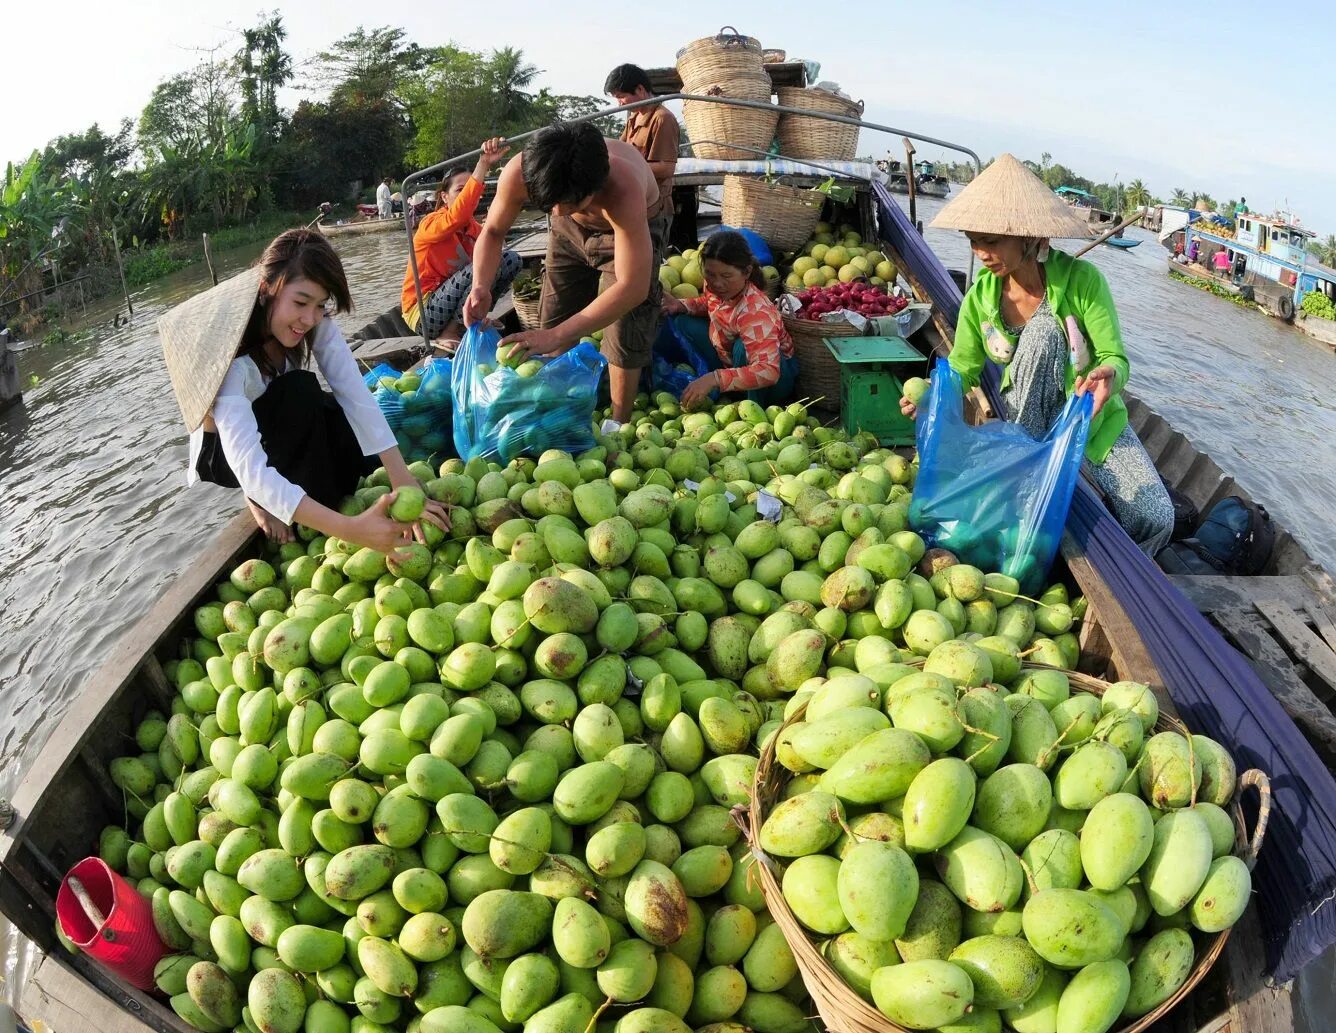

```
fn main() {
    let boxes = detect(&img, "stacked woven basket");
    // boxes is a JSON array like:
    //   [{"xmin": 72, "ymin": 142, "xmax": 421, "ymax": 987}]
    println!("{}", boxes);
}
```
[
  {"xmin": 776, "ymin": 86, "xmax": 864, "ymax": 162},
  {"xmin": 676, "ymin": 27, "xmax": 778, "ymax": 161}
]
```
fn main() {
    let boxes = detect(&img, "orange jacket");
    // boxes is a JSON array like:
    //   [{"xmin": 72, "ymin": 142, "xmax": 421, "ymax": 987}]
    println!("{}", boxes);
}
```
[{"xmin": 400, "ymin": 176, "xmax": 484, "ymax": 315}]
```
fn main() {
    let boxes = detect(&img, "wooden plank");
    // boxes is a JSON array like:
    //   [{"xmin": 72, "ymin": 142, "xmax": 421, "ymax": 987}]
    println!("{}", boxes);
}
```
[
  {"xmin": 1213, "ymin": 608, "xmax": 1336, "ymax": 763},
  {"xmin": 21, "ymin": 951, "xmax": 182, "ymax": 1033},
  {"xmin": 1166, "ymin": 575, "xmax": 1315, "ymax": 615},
  {"xmin": 139, "ymin": 656, "xmax": 175, "ymax": 712},
  {"xmin": 0, "ymin": 512, "xmax": 259, "ymax": 867},
  {"xmin": 1062, "ymin": 536, "xmax": 1167, "ymax": 691},
  {"xmin": 1255, "ymin": 599, "xmax": 1336, "ymax": 696},
  {"xmin": 1306, "ymin": 602, "xmax": 1336, "ymax": 654},
  {"xmin": 1222, "ymin": 902, "xmax": 1296, "ymax": 1033}
]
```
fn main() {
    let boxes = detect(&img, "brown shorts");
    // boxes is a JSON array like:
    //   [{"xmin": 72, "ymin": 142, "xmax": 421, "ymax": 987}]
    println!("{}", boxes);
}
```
[{"xmin": 539, "ymin": 210, "xmax": 670, "ymax": 369}]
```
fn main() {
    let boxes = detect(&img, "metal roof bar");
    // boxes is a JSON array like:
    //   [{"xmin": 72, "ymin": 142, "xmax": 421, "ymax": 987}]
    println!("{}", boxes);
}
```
[{"xmin": 400, "ymin": 93, "xmax": 983, "ymax": 346}]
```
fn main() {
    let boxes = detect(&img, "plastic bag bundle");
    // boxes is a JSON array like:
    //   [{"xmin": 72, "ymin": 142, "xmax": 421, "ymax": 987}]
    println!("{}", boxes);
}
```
[
  {"xmin": 452, "ymin": 323, "xmax": 607, "ymax": 463},
  {"xmin": 909, "ymin": 358, "xmax": 1092, "ymax": 593},
  {"xmin": 362, "ymin": 358, "xmax": 454, "ymax": 463},
  {"xmin": 650, "ymin": 319, "xmax": 712, "ymax": 399}
]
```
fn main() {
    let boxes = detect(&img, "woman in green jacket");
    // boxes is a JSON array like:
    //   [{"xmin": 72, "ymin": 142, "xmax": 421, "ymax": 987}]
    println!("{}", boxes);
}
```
[{"xmin": 901, "ymin": 154, "xmax": 1173, "ymax": 555}]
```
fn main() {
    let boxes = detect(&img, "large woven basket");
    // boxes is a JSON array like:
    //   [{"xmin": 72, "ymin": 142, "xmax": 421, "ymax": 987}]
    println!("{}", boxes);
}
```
[
  {"xmin": 744, "ymin": 664, "xmax": 1271, "ymax": 1033},
  {"xmin": 682, "ymin": 75, "xmax": 777, "ymax": 161},
  {"xmin": 781, "ymin": 311, "xmax": 864, "ymax": 407},
  {"xmin": 512, "ymin": 292, "xmax": 541, "ymax": 331},
  {"xmin": 677, "ymin": 26, "xmax": 764, "ymax": 88},
  {"xmin": 721, "ymin": 176, "xmax": 823, "ymax": 252},
  {"xmin": 776, "ymin": 86, "xmax": 864, "ymax": 162}
]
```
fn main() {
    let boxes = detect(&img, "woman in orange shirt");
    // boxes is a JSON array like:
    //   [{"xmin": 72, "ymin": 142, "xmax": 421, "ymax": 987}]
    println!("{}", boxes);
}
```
[
  {"xmin": 401, "ymin": 137, "xmax": 521, "ymax": 347},
  {"xmin": 660, "ymin": 230, "xmax": 799, "ymax": 409}
]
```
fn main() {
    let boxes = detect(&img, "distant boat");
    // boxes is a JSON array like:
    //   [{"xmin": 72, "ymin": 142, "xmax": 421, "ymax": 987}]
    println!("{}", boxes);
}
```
[{"xmin": 1105, "ymin": 237, "xmax": 1141, "ymax": 249}]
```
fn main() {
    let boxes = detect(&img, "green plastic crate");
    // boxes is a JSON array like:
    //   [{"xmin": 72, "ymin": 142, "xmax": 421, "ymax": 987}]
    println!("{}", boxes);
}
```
[{"xmin": 822, "ymin": 335, "xmax": 925, "ymax": 445}]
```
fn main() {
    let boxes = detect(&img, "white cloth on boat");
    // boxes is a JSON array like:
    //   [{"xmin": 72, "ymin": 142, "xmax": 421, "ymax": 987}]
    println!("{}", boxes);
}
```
[
  {"xmin": 674, "ymin": 158, "xmax": 889, "ymax": 185},
  {"xmin": 186, "ymin": 318, "xmax": 396, "ymax": 523}
]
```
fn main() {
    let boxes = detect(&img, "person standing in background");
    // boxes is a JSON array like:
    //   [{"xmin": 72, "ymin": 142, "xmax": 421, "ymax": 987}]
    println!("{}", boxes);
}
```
[
  {"xmin": 606, "ymin": 64, "xmax": 680, "ymax": 246},
  {"xmin": 376, "ymin": 178, "xmax": 393, "ymax": 220}
]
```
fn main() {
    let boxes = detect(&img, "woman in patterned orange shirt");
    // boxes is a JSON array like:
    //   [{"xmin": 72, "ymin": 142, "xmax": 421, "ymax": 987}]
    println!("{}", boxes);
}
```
[{"xmin": 660, "ymin": 230, "xmax": 799, "ymax": 409}]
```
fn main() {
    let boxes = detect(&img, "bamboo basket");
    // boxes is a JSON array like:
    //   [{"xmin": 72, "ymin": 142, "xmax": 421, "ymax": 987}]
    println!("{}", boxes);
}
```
[
  {"xmin": 781, "ymin": 310, "xmax": 864, "ymax": 406},
  {"xmin": 682, "ymin": 75, "xmax": 777, "ymax": 161},
  {"xmin": 677, "ymin": 26, "xmax": 764, "ymax": 88},
  {"xmin": 776, "ymin": 86, "xmax": 864, "ymax": 162},
  {"xmin": 743, "ymin": 663, "xmax": 1271, "ymax": 1033},
  {"xmin": 512, "ymin": 292, "xmax": 542, "ymax": 331},
  {"xmin": 721, "ymin": 175, "xmax": 823, "ymax": 252}
]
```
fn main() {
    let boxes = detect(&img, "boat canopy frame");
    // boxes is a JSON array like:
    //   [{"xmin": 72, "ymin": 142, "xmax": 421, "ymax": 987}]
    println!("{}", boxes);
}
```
[{"xmin": 398, "ymin": 92, "xmax": 983, "ymax": 347}]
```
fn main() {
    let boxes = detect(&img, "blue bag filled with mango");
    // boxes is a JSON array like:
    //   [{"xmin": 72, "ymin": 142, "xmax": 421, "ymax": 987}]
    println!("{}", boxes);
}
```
[
  {"xmin": 910, "ymin": 357, "xmax": 1091, "ymax": 593},
  {"xmin": 452, "ymin": 323, "xmax": 607, "ymax": 463}
]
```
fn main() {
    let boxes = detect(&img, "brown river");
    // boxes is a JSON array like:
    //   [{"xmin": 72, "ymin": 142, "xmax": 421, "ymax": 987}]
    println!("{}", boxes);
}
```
[{"xmin": 0, "ymin": 199, "xmax": 1332, "ymax": 1020}]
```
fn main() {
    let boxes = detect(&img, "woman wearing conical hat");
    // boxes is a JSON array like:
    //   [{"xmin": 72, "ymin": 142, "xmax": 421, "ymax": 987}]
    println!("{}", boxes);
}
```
[
  {"xmin": 160, "ymin": 229, "xmax": 449, "ymax": 551},
  {"xmin": 901, "ymin": 155, "xmax": 1173, "ymax": 556}
]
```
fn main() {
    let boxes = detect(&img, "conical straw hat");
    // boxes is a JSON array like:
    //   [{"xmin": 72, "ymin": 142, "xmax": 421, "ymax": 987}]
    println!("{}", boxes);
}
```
[
  {"xmin": 931, "ymin": 154, "xmax": 1093, "ymax": 239},
  {"xmin": 158, "ymin": 266, "xmax": 261, "ymax": 432}
]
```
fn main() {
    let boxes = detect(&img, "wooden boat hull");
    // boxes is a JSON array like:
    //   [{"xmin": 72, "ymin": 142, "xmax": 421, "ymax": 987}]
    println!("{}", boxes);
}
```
[{"xmin": 0, "ymin": 167, "xmax": 1305, "ymax": 1033}]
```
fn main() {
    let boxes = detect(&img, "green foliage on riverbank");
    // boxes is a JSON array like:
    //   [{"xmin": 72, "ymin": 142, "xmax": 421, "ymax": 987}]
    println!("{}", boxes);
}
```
[
  {"xmin": 3, "ymin": 20, "xmax": 617, "ymax": 322},
  {"xmin": 121, "ymin": 211, "xmax": 309, "ymax": 288}
]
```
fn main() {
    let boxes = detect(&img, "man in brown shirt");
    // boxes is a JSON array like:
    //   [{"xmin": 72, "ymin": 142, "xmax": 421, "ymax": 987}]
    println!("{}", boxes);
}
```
[{"xmin": 606, "ymin": 64, "xmax": 680, "ymax": 239}]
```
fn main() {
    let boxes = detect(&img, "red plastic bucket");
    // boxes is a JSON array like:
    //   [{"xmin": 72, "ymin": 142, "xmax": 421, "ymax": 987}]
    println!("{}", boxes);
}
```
[{"xmin": 56, "ymin": 857, "xmax": 165, "ymax": 990}]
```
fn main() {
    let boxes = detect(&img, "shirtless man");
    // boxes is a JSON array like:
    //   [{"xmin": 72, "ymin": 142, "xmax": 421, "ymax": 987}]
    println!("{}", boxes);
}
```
[{"xmin": 463, "ymin": 121, "xmax": 667, "ymax": 424}]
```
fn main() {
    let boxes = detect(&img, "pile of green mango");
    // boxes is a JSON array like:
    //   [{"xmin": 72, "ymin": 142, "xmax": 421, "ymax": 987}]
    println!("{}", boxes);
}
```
[
  {"xmin": 90, "ymin": 389, "xmax": 1247, "ymax": 1033},
  {"xmin": 759, "ymin": 644, "xmax": 1249, "ymax": 1032}
]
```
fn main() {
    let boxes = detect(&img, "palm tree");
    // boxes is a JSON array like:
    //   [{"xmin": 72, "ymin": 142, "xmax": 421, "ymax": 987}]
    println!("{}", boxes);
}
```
[
  {"xmin": 1124, "ymin": 179, "xmax": 1151, "ymax": 211},
  {"xmin": 1170, "ymin": 187, "xmax": 1190, "ymax": 206},
  {"xmin": 488, "ymin": 47, "xmax": 541, "ymax": 130},
  {"xmin": 1318, "ymin": 234, "xmax": 1336, "ymax": 267}
]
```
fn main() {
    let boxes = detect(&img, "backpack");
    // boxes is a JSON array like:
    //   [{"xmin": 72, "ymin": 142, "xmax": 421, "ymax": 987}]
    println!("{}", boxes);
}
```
[
  {"xmin": 1163, "ymin": 479, "xmax": 1199, "ymax": 543},
  {"xmin": 1156, "ymin": 496, "xmax": 1275, "ymax": 576}
]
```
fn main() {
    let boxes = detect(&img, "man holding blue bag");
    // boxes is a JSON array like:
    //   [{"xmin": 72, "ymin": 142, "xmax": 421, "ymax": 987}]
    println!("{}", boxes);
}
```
[{"xmin": 901, "ymin": 154, "xmax": 1173, "ymax": 557}]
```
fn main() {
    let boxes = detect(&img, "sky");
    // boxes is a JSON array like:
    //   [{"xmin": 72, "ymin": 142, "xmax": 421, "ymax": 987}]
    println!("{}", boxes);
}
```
[{"xmin": 6, "ymin": 0, "xmax": 1336, "ymax": 235}]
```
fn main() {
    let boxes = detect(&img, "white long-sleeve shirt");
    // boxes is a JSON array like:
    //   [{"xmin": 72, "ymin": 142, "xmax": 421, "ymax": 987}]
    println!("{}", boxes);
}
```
[{"xmin": 187, "ymin": 318, "xmax": 396, "ymax": 523}]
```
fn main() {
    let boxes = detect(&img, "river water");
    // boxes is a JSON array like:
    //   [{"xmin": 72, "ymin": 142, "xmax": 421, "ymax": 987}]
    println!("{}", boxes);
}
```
[{"xmin": 1, "ymin": 207, "xmax": 1333, "ymax": 1016}]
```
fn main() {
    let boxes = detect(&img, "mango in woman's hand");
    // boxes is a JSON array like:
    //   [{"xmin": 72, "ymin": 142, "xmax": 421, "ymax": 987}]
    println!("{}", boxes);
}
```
[{"xmin": 389, "ymin": 487, "xmax": 426, "ymax": 522}]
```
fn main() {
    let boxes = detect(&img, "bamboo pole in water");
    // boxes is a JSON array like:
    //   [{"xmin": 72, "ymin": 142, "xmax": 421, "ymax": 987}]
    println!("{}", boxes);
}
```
[
  {"xmin": 202, "ymin": 233, "xmax": 219, "ymax": 286},
  {"xmin": 110, "ymin": 226, "xmax": 133, "ymax": 318}
]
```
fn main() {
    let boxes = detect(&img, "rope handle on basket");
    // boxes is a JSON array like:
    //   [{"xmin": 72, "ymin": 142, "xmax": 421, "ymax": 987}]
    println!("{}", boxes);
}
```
[
  {"xmin": 715, "ymin": 26, "xmax": 751, "ymax": 47},
  {"xmin": 1234, "ymin": 769, "xmax": 1271, "ymax": 871}
]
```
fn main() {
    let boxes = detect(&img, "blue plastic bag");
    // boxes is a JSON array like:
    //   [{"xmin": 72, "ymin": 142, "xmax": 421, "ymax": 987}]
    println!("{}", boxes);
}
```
[
  {"xmin": 362, "ymin": 359, "xmax": 454, "ymax": 463},
  {"xmin": 707, "ymin": 225, "xmax": 774, "ymax": 266},
  {"xmin": 909, "ymin": 358, "xmax": 1092, "ymax": 593},
  {"xmin": 452, "ymin": 323, "xmax": 607, "ymax": 463},
  {"xmin": 650, "ymin": 318, "xmax": 711, "ymax": 398}
]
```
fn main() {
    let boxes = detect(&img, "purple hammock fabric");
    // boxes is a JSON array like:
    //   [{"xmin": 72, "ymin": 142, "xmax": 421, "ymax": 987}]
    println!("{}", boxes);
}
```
[{"xmin": 875, "ymin": 182, "xmax": 1336, "ymax": 983}]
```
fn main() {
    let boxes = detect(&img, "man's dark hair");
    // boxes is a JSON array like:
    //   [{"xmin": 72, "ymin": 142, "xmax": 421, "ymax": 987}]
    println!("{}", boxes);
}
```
[
  {"xmin": 604, "ymin": 64, "xmax": 653, "ymax": 95},
  {"xmin": 522, "ymin": 122, "xmax": 611, "ymax": 211}
]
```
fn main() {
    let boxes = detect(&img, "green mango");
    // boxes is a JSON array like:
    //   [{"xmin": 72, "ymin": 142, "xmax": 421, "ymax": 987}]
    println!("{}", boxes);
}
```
[
  {"xmin": 820, "ymin": 727, "xmax": 930, "ymax": 804},
  {"xmin": 1056, "ymin": 959, "xmax": 1130, "ymax": 1033},
  {"xmin": 1080, "ymin": 793, "xmax": 1154, "ymax": 891},
  {"xmin": 757, "ymin": 791, "xmax": 844, "ymax": 857},
  {"xmin": 1021, "ymin": 889, "xmax": 1124, "ymax": 969},
  {"xmin": 933, "ymin": 826, "xmax": 1024, "ymax": 915},
  {"xmin": 838, "ymin": 841, "xmax": 917, "ymax": 941},
  {"xmin": 1142, "ymin": 809, "xmax": 1213, "ymax": 916},
  {"xmin": 904, "ymin": 758, "xmax": 977, "ymax": 853},
  {"xmin": 973, "ymin": 763, "xmax": 1053, "ymax": 851},
  {"xmin": 948, "ymin": 935, "xmax": 1045, "ymax": 1009},
  {"xmin": 1053, "ymin": 741, "xmax": 1128, "ymax": 810},
  {"xmin": 359, "ymin": 935, "xmax": 418, "ymax": 997},
  {"xmin": 461, "ymin": 889, "xmax": 554, "ymax": 959},
  {"xmin": 1123, "ymin": 927, "xmax": 1194, "ymax": 1018},
  {"xmin": 1189, "ymin": 855, "xmax": 1252, "ymax": 933},
  {"xmin": 780, "ymin": 854, "xmax": 847, "ymax": 936},
  {"xmin": 247, "ymin": 969, "xmax": 306, "ymax": 1033},
  {"xmin": 871, "ymin": 959, "xmax": 974, "ymax": 1029},
  {"xmin": 275, "ymin": 924, "xmax": 345, "ymax": 973},
  {"xmin": 324, "ymin": 845, "xmax": 396, "ymax": 901}
]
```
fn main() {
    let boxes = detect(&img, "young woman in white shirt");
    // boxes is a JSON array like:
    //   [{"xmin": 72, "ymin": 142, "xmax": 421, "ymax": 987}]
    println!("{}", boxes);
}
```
[{"xmin": 163, "ymin": 228, "xmax": 448, "ymax": 551}]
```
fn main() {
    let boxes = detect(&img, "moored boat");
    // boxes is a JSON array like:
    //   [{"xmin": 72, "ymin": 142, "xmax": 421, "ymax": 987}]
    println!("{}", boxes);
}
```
[{"xmin": 2, "ymin": 96, "xmax": 1333, "ymax": 1033}]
